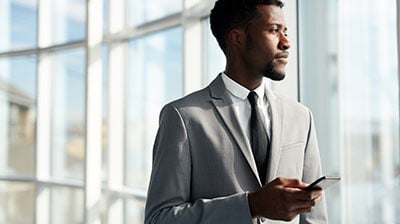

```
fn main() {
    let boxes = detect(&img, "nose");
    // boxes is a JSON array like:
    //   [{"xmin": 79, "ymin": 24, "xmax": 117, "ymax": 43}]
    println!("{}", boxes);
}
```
[{"xmin": 278, "ymin": 33, "xmax": 290, "ymax": 50}]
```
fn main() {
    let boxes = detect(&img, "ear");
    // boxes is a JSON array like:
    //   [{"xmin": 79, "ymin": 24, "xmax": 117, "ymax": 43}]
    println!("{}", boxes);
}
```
[{"xmin": 228, "ymin": 29, "xmax": 245, "ymax": 50}]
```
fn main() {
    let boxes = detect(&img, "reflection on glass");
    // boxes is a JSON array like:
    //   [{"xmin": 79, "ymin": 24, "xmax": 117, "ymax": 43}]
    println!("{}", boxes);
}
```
[
  {"xmin": 299, "ymin": 0, "xmax": 400, "ymax": 223},
  {"xmin": 51, "ymin": 186, "xmax": 83, "ymax": 224},
  {"xmin": 52, "ymin": 48, "xmax": 86, "ymax": 181},
  {"xmin": 125, "ymin": 199, "xmax": 145, "ymax": 223},
  {"xmin": 126, "ymin": 27, "xmax": 183, "ymax": 189},
  {"xmin": 203, "ymin": 18, "xmax": 225, "ymax": 85},
  {"xmin": 127, "ymin": 0, "xmax": 182, "ymax": 26},
  {"xmin": 0, "ymin": 56, "xmax": 37, "ymax": 176},
  {"xmin": 0, "ymin": 182, "xmax": 35, "ymax": 224},
  {"xmin": 0, "ymin": 0, "xmax": 38, "ymax": 52},
  {"xmin": 53, "ymin": 0, "xmax": 86, "ymax": 45}
]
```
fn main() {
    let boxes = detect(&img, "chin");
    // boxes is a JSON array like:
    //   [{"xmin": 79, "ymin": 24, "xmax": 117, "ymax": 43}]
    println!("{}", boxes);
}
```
[
  {"xmin": 262, "ymin": 62, "xmax": 286, "ymax": 81},
  {"xmin": 263, "ymin": 69, "xmax": 286, "ymax": 81}
]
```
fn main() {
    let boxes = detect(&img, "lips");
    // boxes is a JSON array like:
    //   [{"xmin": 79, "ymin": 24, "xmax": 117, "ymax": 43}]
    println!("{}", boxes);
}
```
[{"xmin": 275, "ymin": 52, "xmax": 289, "ymax": 59}]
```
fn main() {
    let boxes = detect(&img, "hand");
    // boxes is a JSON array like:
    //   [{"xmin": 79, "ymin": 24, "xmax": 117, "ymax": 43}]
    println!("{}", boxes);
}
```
[{"xmin": 248, "ymin": 177, "xmax": 323, "ymax": 221}]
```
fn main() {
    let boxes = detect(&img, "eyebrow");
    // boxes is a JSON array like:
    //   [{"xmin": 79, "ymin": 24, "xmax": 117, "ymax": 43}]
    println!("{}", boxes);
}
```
[{"xmin": 265, "ymin": 23, "xmax": 288, "ymax": 31}]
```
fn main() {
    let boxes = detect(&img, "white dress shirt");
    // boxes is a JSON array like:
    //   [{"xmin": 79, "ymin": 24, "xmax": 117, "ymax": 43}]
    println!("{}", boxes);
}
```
[{"xmin": 221, "ymin": 72, "xmax": 271, "ymax": 145}]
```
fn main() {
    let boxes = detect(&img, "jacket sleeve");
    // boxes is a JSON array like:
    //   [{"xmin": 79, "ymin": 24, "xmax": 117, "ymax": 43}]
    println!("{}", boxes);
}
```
[
  {"xmin": 300, "ymin": 110, "xmax": 328, "ymax": 224},
  {"xmin": 144, "ymin": 104, "xmax": 254, "ymax": 224}
]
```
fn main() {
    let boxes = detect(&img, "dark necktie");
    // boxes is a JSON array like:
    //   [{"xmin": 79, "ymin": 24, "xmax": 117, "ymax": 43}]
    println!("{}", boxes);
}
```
[{"xmin": 248, "ymin": 91, "xmax": 269, "ymax": 184}]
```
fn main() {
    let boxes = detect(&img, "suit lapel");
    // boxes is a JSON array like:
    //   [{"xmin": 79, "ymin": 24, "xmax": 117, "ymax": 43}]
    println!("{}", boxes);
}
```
[
  {"xmin": 209, "ymin": 75, "xmax": 261, "ymax": 185},
  {"xmin": 265, "ymin": 88, "xmax": 284, "ymax": 182}
]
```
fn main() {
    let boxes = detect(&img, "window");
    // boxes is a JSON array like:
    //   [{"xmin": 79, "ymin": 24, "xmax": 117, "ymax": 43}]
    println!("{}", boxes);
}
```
[
  {"xmin": 0, "ymin": 56, "xmax": 37, "ymax": 177},
  {"xmin": 0, "ymin": 0, "xmax": 38, "ymax": 52},
  {"xmin": 126, "ymin": 27, "xmax": 183, "ymax": 190},
  {"xmin": 203, "ymin": 18, "xmax": 225, "ymax": 85},
  {"xmin": 52, "ymin": 0, "xmax": 86, "ymax": 44},
  {"xmin": 50, "ymin": 186, "xmax": 84, "ymax": 224},
  {"xmin": 0, "ymin": 0, "xmax": 398, "ymax": 223},
  {"xmin": 0, "ymin": 182, "xmax": 35, "ymax": 223},
  {"xmin": 127, "ymin": 0, "xmax": 182, "ymax": 26},
  {"xmin": 51, "ymin": 48, "xmax": 86, "ymax": 181},
  {"xmin": 102, "ymin": 44, "xmax": 109, "ymax": 182},
  {"xmin": 299, "ymin": 0, "xmax": 400, "ymax": 222}
]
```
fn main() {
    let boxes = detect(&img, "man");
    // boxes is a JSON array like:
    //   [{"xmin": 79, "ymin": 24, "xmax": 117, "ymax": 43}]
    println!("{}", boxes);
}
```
[{"xmin": 145, "ymin": 0, "xmax": 328, "ymax": 223}]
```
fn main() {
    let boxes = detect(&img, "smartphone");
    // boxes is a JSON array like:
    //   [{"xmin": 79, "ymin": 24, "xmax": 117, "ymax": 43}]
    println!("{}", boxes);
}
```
[{"xmin": 304, "ymin": 176, "xmax": 340, "ymax": 191}]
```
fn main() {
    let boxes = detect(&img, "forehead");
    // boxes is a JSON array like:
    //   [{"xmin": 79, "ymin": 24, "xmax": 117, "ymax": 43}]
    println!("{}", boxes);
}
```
[{"xmin": 253, "ymin": 5, "xmax": 286, "ymax": 26}]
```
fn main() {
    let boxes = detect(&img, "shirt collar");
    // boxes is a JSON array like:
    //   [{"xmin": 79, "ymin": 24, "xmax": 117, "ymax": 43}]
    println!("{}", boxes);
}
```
[{"xmin": 221, "ymin": 72, "xmax": 265, "ymax": 101}]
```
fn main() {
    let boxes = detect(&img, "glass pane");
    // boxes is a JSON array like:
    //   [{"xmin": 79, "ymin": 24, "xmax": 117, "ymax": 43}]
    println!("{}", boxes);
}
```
[
  {"xmin": 298, "ymin": 0, "xmax": 341, "ymax": 221},
  {"xmin": 0, "ymin": 181, "xmax": 35, "ymax": 224},
  {"xmin": 338, "ymin": 0, "xmax": 400, "ymax": 222},
  {"xmin": 126, "ymin": 27, "xmax": 183, "ymax": 189},
  {"xmin": 52, "ymin": 48, "xmax": 86, "ymax": 181},
  {"xmin": 203, "ymin": 18, "xmax": 225, "ymax": 85},
  {"xmin": 127, "ymin": 0, "xmax": 182, "ymax": 26},
  {"xmin": 53, "ymin": 0, "xmax": 86, "ymax": 45},
  {"xmin": 51, "ymin": 186, "xmax": 83, "ymax": 224},
  {"xmin": 299, "ymin": 0, "xmax": 400, "ymax": 223},
  {"xmin": 0, "ymin": 0, "xmax": 38, "ymax": 52},
  {"xmin": 0, "ymin": 56, "xmax": 37, "ymax": 176},
  {"xmin": 125, "ymin": 199, "xmax": 145, "ymax": 224},
  {"xmin": 102, "ymin": 44, "xmax": 109, "ymax": 182},
  {"xmin": 103, "ymin": 0, "xmax": 109, "ymax": 34}
]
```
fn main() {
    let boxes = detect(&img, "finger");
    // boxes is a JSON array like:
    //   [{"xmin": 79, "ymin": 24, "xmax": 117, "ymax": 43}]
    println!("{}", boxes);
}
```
[
  {"xmin": 284, "ymin": 188, "xmax": 315, "ymax": 201},
  {"xmin": 285, "ymin": 196, "xmax": 318, "ymax": 212},
  {"xmin": 293, "ymin": 206, "xmax": 313, "ymax": 215},
  {"xmin": 279, "ymin": 178, "xmax": 308, "ymax": 188},
  {"xmin": 312, "ymin": 194, "xmax": 322, "ymax": 204},
  {"xmin": 310, "ymin": 189, "xmax": 323, "ymax": 200},
  {"xmin": 287, "ymin": 188, "xmax": 323, "ymax": 201},
  {"xmin": 293, "ymin": 198, "xmax": 317, "ymax": 209},
  {"xmin": 279, "ymin": 192, "xmax": 315, "ymax": 212},
  {"xmin": 291, "ymin": 194, "xmax": 323, "ymax": 212}
]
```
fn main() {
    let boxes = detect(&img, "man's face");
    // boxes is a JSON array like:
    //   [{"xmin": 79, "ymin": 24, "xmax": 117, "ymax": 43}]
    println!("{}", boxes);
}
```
[{"xmin": 242, "ymin": 5, "xmax": 290, "ymax": 81}]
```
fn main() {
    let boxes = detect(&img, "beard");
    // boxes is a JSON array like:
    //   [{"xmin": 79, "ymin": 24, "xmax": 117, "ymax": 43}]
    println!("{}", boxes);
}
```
[{"xmin": 262, "ymin": 61, "xmax": 286, "ymax": 81}]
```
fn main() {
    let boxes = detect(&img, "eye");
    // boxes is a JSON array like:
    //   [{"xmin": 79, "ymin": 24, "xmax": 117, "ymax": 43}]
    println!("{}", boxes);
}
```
[{"xmin": 269, "ymin": 28, "xmax": 279, "ymax": 34}]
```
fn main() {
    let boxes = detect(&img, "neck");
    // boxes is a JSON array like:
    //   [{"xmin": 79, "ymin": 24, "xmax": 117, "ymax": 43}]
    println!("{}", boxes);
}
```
[{"xmin": 225, "ymin": 61, "xmax": 263, "ymax": 91}]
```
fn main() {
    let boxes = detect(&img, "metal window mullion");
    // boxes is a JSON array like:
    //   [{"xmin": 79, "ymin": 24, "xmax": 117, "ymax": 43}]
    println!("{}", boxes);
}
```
[
  {"xmin": 107, "ymin": 0, "xmax": 126, "ymax": 223},
  {"xmin": 36, "ymin": 53, "xmax": 52, "ymax": 224},
  {"xmin": 398, "ymin": 0, "xmax": 400, "ymax": 146},
  {"xmin": 0, "ymin": 175, "xmax": 84, "ymax": 189},
  {"xmin": 36, "ymin": 0, "xmax": 54, "ymax": 223},
  {"xmin": 85, "ymin": 0, "xmax": 104, "ymax": 223},
  {"xmin": 183, "ymin": 0, "xmax": 204, "ymax": 94},
  {"xmin": 0, "ymin": 41, "xmax": 85, "ymax": 59},
  {"xmin": 103, "ymin": 13, "xmax": 181, "ymax": 45},
  {"xmin": 107, "ymin": 41, "xmax": 126, "ymax": 224}
]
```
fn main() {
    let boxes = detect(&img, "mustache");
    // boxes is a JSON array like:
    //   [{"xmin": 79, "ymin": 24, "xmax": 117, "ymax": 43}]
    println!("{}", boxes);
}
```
[{"xmin": 274, "ymin": 52, "xmax": 289, "ymax": 59}]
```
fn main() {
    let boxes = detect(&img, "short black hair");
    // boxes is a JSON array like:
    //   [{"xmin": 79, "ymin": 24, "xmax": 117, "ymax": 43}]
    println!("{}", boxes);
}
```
[{"xmin": 210, "ymin": 0, "xmax": 284, "ymax": 54}]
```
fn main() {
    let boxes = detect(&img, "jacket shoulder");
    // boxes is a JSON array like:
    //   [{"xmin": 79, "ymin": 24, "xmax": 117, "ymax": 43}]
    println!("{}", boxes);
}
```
[{"xmin": 165, "ymin": 86, "xmax": 212, "ymax": 110}]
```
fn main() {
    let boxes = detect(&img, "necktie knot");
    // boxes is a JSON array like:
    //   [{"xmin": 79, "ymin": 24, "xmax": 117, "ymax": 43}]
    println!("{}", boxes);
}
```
[{"xmin": 248, "ymin": 91, "xmax": 259, "ymax": 108}]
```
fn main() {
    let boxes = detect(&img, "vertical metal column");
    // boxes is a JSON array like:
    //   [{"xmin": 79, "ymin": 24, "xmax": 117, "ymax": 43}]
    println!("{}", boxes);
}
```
[
  {"xmin": 36, "ymin": 0, "xmax": 54, "ymax": 223},
  {"xmin": 85, "ymin": 0, "xmax": 104, "ymax": 223}
]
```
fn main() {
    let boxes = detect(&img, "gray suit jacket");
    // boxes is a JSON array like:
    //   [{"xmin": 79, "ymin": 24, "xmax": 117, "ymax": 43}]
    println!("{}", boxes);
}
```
[{"xmin": 145, "ymin": 75, "xmax": 327, "ymax": 224}]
